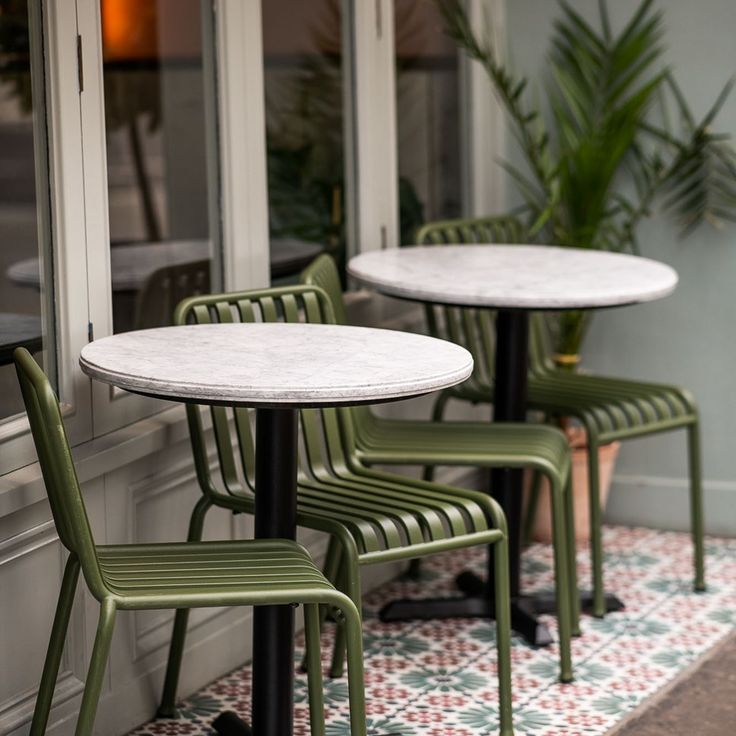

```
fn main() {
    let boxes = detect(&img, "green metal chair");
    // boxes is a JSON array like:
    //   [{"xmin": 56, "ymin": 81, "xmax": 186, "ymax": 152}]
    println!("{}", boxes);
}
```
[
  {"xmin": 160, "ymin": 284, "xmax": 517, "ymax": 733},
  {"xmin": 14, "ymin": 348, "xmax": 368, "ymax": 736},
  {"xmin": 414, "ymin": 215, "xmax": 706, "ymax": 618},
  {"xmin": 302, "ymin": 253, "xmax": 579, "ymax": 637}
]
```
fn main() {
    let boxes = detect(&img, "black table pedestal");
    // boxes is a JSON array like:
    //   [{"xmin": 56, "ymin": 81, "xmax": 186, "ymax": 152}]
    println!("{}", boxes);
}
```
[{"xmin": 213, "ymin": 408, "xmax": 298, "ymax": 736}]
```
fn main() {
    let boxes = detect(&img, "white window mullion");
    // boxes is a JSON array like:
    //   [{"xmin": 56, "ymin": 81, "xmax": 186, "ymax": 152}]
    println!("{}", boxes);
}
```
[
  {"xmin": 44, "ymin": 0, "xmax": 94, "ymax": 446},
  {"xmin": 0, "ymin": 0, "xmax": 93, "ymax": 474},
  {"xmin": 76, "ymin": 0, "xmax": 112, "ymax": 344},
  {"xmin": 212, "ymin": 0, "xmax": 269, "ymax": 291},
  {"xmin": 463, "ymin": 0, "xmax": 506, "ymax": 216},
  {"xmin": 350, "ymin": 0, "xmax": 399, "ymax": 254},
  {"xmin": 75, "ymin": 0, "xmax": 170, "ymax": 435}
]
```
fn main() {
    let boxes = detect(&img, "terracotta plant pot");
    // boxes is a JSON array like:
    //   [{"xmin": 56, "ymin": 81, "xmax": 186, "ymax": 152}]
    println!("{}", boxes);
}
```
[{"xmin": 523, "ymin": 426, "xmax": 620, "ymax": 544}]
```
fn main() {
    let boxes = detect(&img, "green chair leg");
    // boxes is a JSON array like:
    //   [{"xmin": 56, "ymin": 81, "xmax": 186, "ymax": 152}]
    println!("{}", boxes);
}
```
[
  {"xmin": 30, "ymin": 555, "xmax": 80, "ymax": 736},
  {"xmin": 329, "ymin": 560, "xmax": 350, "ymax": 679},
  {"xmin": 563, "ymin": 476, "xmax": 581, "ymax": 636},
  {"xmin": 319, "ymin": 536, "xmax": 344, "ymax": 632},
  {"xmin": 301, "ymin": 536, "xmax": 343, "ymax": 674},
  {"xmin": 522, "ymin": 470, "xmax": 544, "ymax": 546},
  {"xmin": 329, "ymin": 536, "xmax": 363, "ymax": 679},
  {"xmin": 159, "ymin": 496, "xmax": 212, "ymax": 717},
  {"xmin": 550, "ymin": 482, "xmax": 574, "ymax": 683},
  {"xmin": 491, "ymin": 531, "xmax": 515, "ymax": 736},
  {"xmin": 304, "ymin": 604, "xmax": 326, "ymax": 736},
  {"xmin": 75, "ymin": 600, "xmax": 117, "ymax": 736},
  {"xmin": 688, "ymin": 421, "xmax": 706, "ymax": 592},
  {"xmin": 341, "ymin": 598, "xmax": 368, "ymax": 736},
  {"xmin": 586, "ymin": 435, "xmax": 607, "ymax": 618},
  {"xmin": 422, "ymin": 389, "xmax": 453, "ymax": 483}
]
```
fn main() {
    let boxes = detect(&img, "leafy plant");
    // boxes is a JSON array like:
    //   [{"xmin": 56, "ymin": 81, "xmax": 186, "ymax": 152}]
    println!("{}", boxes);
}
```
[{"xmin": 436, "ymin": 0, "xmax": 736, "ymax": 357}]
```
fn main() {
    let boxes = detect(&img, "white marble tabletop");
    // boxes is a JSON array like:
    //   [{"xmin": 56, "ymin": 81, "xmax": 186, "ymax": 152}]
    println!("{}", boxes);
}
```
[
  {"xmin": 79, "ymin": 322, "xmax": 473, "ymax": 407},
  {"xmin": 348, "ymin": 244, "xmax": 678, "ymax": 310}
]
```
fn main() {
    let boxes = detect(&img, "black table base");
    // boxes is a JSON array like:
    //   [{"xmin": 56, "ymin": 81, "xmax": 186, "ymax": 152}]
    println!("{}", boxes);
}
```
[
  {"xmin": 213, "ymin": 408, "xmax": 298, "ymax": 736},
  {"xmin": 379, "ymin": 571, "xmax": 624, "ymax": 646},
  {"xmin": 379, "ymin": 589, "xmax": 554, "ymax": 647}
]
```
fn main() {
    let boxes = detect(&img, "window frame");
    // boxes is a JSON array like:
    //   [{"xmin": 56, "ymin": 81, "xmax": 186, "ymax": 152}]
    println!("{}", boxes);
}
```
[
  {"xmin": 0, "ymin": 0, "xmax": 93, "ymax": 476},
  {"xmin": 0, "ymin": 0, "xmax": 505, "ymax": 468},
  {"xmin": 78, "ymin": 0, "xmax": 270, "ymax": 437}
]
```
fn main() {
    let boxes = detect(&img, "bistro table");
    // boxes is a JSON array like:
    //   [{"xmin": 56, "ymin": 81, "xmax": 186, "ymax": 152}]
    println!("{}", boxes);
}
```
[
  {"xmin": 349, "ymin": 244, "xmax": 678, "ymax": 645},
  {"xmin": 6, "ymin": 238, "xmax": 323, "ymax": 290},
  {"xmin": 79, "ymin": 321, "xmax": 473, "ymax": 736}
]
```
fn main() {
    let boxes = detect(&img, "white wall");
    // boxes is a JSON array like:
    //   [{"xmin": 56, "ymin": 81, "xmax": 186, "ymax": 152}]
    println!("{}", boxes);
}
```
[{"xmin": 504, "ymin": 0, "xmax": 736, "ymax": 534}]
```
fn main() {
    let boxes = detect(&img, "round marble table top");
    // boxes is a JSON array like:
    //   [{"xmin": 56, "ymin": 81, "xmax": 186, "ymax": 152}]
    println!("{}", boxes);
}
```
[
  {"xmin": 348, "ymin": 244, "xmax": 678, "ymax": 310},
  {"xmin": 79, "ymin": 322, "xmax": 473, "ymax": 407}
]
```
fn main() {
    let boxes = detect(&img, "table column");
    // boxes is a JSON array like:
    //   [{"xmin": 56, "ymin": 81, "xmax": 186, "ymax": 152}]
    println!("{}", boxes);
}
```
[
  {"xmin": 213, "ymin": 407, "xmax": 299, "ymax": 736},
  {"xmin": 489, "ymin": 310, "xmax": 529, "ymax": 596},
  {"xmin": 254, "ymin": 408, "xmax": 298, "ymax": 735}
]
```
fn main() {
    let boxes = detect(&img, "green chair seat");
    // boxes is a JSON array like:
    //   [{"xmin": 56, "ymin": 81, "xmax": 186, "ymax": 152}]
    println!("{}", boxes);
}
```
[
  {"xmin": 96, "ymin": 540, "xmax": 337, "ymax": 605},
  {"xmin": 15, "ymin": 348, "xmax": 369, "ymax": 736},
  {"xmin": 353, "ymin": 413, "xmax": 571, "ymax": 476}
]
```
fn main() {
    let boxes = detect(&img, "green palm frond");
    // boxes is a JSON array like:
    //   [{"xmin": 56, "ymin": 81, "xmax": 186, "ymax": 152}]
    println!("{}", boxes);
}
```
[{"xmin": 435, "ymin": 0, "xmax": 736, "ymax": 353}]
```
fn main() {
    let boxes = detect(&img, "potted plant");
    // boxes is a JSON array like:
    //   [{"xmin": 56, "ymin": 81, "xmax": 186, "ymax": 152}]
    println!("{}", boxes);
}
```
[{"xmin": 435, "ymin": 0, "xmax": 736, "ymax": 539}]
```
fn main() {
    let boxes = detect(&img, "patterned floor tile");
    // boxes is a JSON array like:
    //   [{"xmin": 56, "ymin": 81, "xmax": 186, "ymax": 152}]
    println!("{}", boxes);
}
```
[{"xmin": 129, "ymin": 526, "xmax": 736, "ymax": 736}]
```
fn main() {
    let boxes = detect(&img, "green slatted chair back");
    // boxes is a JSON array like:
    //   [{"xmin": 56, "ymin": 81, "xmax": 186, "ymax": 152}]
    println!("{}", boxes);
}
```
[
  {"xmin": 299, "ymin": 254, "xmax": 348, "ymax": 326},
  {"xmin": 415, "ymin": 216, "xmax": 551, "ymax": 377},
  {"xmin": 300, "ymin": 255, "xmax": 376, "ymax": 442},
  {"xmin": 414, "ymin": 215, "xmax": 526, "ymax": 246},
  {"xmin": 13, "ymin": 349, "xmax": 105, "ymax": 597},
  {"xmin": 174, "ymin": 285, "xmax": 351, "ymax": 500}
]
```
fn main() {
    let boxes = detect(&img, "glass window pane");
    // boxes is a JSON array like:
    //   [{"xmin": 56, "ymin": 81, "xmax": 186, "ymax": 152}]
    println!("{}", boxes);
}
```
[
  {"xmin": 0, "ymin": 0, "xmax": 55, "ymax": 422},
  {"xmin": 395, "ymin": 0, "xmax": 462, "ymax": 244},
  {"xmin": 101, "ymin": 0, "xmax": 219, "ymax": 332},
  {"xmin": 263, "ymin": 1, "xmax": 344, "ymax": 280}
]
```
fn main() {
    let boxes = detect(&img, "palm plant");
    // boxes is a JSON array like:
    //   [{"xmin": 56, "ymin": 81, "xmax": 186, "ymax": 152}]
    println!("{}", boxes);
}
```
[{"xmin": 436, "ymin": 0, "xmax": 736, "ymax": 358}]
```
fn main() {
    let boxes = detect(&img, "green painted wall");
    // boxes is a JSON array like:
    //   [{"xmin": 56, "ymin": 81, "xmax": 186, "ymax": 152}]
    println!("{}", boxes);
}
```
[{"xmin": 503, "ymin": 0, "xmax": 736, "ymax": 533}]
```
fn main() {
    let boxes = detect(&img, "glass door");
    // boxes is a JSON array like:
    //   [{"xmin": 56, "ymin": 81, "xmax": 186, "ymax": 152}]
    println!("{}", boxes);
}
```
[
  {"xmin": 394, "ymin": 0, "xmax": 464, "ymax": 244},
  {"xmin": 262, "ymin": 0, "xmax": 351, "ymax": 281},
  {"xmin": 100, "ymin": 0, "xmax": 221, "ymax": 332}
]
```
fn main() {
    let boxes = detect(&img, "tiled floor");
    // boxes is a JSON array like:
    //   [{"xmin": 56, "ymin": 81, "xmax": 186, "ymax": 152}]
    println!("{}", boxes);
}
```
[{"xmin": 130, "ymin": 527, "xmax": 736, "ymax": 735}]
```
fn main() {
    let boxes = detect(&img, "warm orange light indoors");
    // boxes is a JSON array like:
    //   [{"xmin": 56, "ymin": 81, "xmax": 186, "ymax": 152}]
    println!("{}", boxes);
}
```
[
  {"xmin": 102, "ymin": 0, "xmax": 159, "ymax": 61},
  {"xmin": 102, "ymin": 0, "xmax": 201, "ymax": 62}
]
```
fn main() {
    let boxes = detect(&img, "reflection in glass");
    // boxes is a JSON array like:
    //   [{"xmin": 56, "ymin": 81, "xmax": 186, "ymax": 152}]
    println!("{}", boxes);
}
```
[
  {"xmin": 0, "ymin": 0, "xmax": 53, "ymax": 421},
  {"xmin": 101, "ymin": 0, "xmax": 217, "ymax": 332},
  {"xmin": 262, "ymin": 0, "xmax": 342, "ymax": 279},
  {"xmin": 395, "ymin": 0, "xmax": 462, "ymax": 244}
]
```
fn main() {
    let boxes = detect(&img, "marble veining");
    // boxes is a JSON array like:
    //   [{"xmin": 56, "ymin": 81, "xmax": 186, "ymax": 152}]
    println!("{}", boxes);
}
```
[
  {"xmin": 348, "ymin": 245, "xmax": 678, "ymax": 309},
  {"xmin": 79, "ymin": 322, "xmax": 473, "ymax": 406}
]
